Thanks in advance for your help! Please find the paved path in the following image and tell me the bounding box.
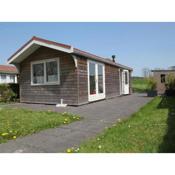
[0,93,153,153]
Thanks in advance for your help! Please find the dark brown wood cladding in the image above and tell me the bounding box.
[77,56,88,104]
[19,46,131,106]
[19,46,78,105]
[105,64,120,98]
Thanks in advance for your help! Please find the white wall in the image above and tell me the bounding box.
[0,74,17,84]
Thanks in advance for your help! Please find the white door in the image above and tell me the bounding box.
[88,61,105,102]
[122,70,129,95]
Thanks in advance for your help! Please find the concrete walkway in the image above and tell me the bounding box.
[0,93,153,153]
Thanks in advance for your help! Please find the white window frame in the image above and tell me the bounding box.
[87,60,106,102]
[31,58,60,86]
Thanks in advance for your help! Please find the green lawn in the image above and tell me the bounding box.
[0,107,80,144]
[132,77,148,93]
[78,97,175,153]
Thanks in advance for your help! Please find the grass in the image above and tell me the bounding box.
[132,77,148,93]
[78,96,175,153]
[0,107,80,144]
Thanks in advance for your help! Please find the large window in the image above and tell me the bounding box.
[31,58,60,85]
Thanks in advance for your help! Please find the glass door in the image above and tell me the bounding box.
[122,70,129,95]
[89,62,96,96]
[88,61,105,101]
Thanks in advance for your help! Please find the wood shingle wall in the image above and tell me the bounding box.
[19,47,78,105]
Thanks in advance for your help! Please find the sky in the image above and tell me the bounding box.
[0,22,175,76]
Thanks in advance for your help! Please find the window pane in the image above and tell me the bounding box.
[46,61,58,82]
[10,75,15,83]
[98,64,103,93]
[32,63,44,84]
[1,74,6,80]
[161,74,166,83]
[89,62,96,95]
[1,74,6,83]
[125,72,128,84]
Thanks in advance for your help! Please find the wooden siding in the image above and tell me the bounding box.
[19,46,131,106]
[19,46,78,105]
[105,64,120,98]
[77,56,88,104]
[76,57,122,103]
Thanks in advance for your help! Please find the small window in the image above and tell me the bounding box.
[161,74,166,83]
[125,71,128,84]
[31,58,60,85]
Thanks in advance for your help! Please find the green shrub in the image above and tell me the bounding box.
[0,84,17,102]
[165,73,175,90]
[8,83,19,98]
[146,76,157,91]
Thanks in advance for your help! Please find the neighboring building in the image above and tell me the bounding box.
[7,36,132,106]
[0,65,18,84]
[152,69,175,94]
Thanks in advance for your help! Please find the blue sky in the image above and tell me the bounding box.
[0,22,175,76]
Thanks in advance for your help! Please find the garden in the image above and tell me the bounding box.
[76,96,175,153]
[68,75,175,153]
[0,83,81,144]
[0,107,81,144]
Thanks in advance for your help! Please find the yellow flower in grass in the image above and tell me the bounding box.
[64,118,68,122]
[98,145,102,149]
[66,148,72,153]
[1,133,8,136]
[97,138,100,141]
[13,136,17,139]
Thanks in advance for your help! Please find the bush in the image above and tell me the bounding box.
[165,74,175,96]
[146,76,157,91]
[8,83,20,99]
[165,73,175,90]
[0,84,17,102]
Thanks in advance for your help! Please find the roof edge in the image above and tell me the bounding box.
[151,69,175,72]
[7,36,73,64]
[7,36,133,71]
